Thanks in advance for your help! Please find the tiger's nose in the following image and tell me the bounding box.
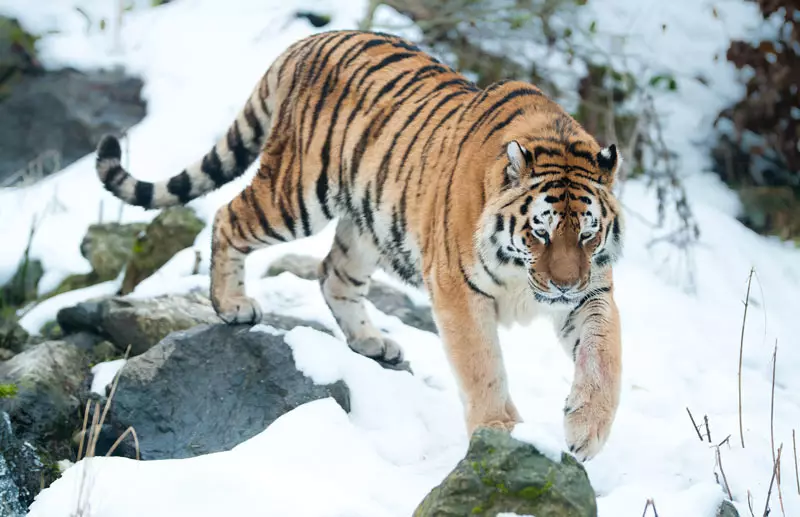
[551,280,578,293]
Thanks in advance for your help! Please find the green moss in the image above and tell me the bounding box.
[0,383,18,398]
[518,478,553,500]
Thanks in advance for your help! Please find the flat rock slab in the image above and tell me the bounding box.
[103,314,350,460]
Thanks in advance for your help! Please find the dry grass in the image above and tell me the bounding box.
[72,345,139,517]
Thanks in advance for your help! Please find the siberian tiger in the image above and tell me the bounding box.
[95,29,624,461]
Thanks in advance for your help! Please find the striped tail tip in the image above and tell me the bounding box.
[97,134,122,162]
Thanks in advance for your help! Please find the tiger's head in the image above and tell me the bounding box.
[479,137,624,305]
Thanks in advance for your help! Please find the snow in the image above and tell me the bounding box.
[0,0,795,516]
[18,277,122,335]
[90,359,127,395]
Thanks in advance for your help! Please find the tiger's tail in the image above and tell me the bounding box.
[95,76,272,209]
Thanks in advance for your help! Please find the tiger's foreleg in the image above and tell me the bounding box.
[556,285,622,461]
[429,273,521,434]
[319,218,404,363]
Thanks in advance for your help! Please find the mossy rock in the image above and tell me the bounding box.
[414,428,597,517]
[81,222,148,280]
[0,318,28,354]
[0,16,40,94]
[1,257,43,307]
[120,207,204,295]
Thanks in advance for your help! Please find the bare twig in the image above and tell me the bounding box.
[748,490,756,517]
[704,414,712,443]
[106,426,140,460]
[739,266,755,449]
[764,443,783,517]
[686,407,704,441]
[641,498,660,517]
[793,429,799,496]
[715,446,734,500]
[769,340,785,516]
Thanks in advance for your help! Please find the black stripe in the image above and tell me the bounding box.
[104,165,125,186]
[482,108,524,143]
[368,70,412,111]
[248,187,287,242]
[227,121,252,174]
[243,102,264,147]
[534,145,561,158]
[355,52,417,92]
[201,148,227,187]
[279,200,296,238]
[167,170,192,203]
[560,286,611,337]
[459,259,494,299]
[134,181,153,208]
[309,32,359,84]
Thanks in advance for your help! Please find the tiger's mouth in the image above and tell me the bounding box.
[528,278,585,305]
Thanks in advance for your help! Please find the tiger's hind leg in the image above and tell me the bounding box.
[210,178,297,324]
[319,217,404,364]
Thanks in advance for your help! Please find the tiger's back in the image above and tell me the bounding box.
[95,30,626,462]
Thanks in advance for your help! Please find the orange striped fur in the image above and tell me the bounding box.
[96,30,624,460]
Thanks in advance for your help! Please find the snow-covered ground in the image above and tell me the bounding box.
[0,0,797,515]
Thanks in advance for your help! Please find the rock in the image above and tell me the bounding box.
[414,428,597,517]
[101,316,350,460]
[0,16,41,96]
[0,340,89,464]
[265,253,437,334]
[717,500,740,517]
[81,222,148,281]
[0,66,146,185]
[120,207,205,294]
[58,292,220,356]
[0,411,43,511]
[0,319,27,356]
[1,258,43,307]
[265,253,320,281]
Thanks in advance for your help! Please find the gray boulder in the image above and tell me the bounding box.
[0,339,88,459]
[101,315,350,460]
[414,428,597,517]
[0,66,146,185]
[717,500,740,517]
[0,411,42,512]
[58,292,220,357]
[265,253,437,334]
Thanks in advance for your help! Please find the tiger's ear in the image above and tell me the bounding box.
[597,144,621,181]
[505,140,533,187]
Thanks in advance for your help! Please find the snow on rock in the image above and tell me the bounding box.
[90,359,127,395]
[17,277,122,335]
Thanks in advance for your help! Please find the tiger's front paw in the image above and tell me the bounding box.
[349,336,404,364]
[467,399,522,436]
[216,296,263,325]
[563,381,618,461]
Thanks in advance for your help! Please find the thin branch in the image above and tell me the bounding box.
[770,340,785,516]
[739,266,755,449]
[641,498,660,517]
[704,414,712,443]
[793,429,800,496]
[715,446,734,500]
[764,444,783,517]
[686,407,704,441]
[748,490,755,517]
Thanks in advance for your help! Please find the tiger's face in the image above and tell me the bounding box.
[480,139,624,305]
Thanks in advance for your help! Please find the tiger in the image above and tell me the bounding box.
[95,29,624,461]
